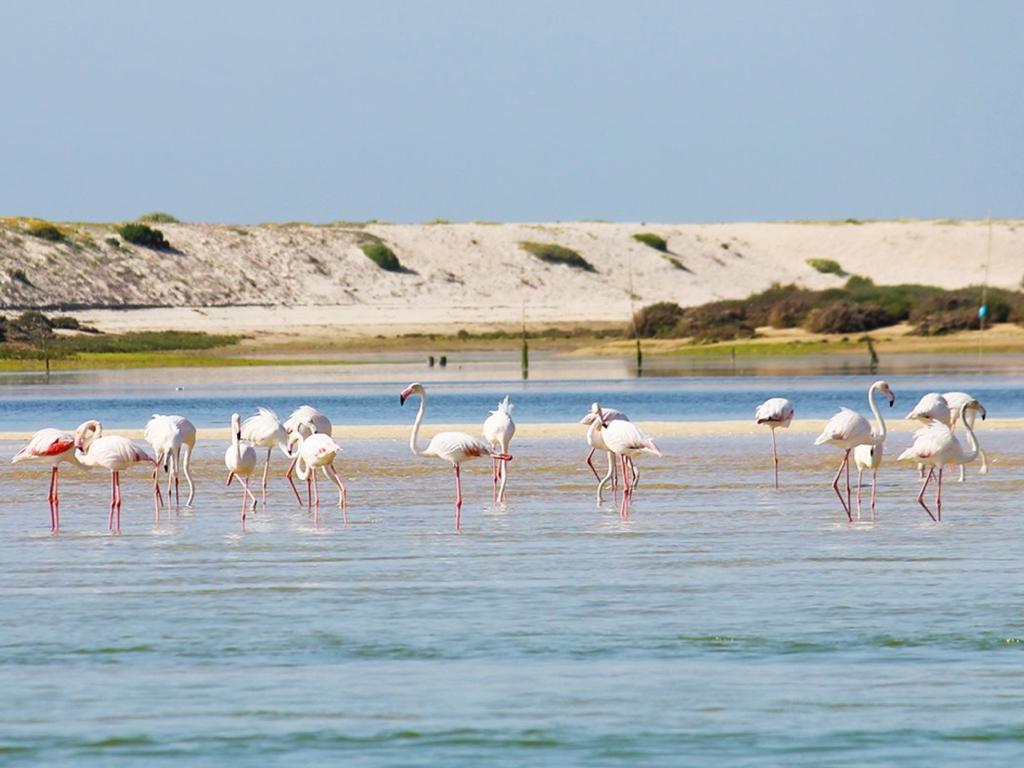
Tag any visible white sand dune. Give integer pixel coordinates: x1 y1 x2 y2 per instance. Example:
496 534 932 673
1 219 1019 335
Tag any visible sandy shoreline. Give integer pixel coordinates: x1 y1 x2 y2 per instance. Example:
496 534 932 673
2 418 1021 443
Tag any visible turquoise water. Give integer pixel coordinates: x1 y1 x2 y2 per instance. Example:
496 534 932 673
3 415 1024 765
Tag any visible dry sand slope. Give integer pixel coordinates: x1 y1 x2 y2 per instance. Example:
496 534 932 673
0 219 1020 334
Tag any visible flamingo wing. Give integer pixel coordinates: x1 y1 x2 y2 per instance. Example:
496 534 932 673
814 407 871 446
13 428 74 462
755 398 794 427
579 406 628 425
897 422 954 463
906 393 949 423
426 432 494 463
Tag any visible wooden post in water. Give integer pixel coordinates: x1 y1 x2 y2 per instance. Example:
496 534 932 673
520 301 529 380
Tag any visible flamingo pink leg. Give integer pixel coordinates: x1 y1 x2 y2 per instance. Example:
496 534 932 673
326 464 347 510
285 457 303 506
620 455 631 494
831 450 853 522
870 469 878 520
108 471 117 530
585 449 600 481
936 467 943 522
856 468 863 518
53 467 61 532
113 471 122 532
453 464 463 530
312 469 320 508
47 466 58 532
261 448 271 502
770 428 780 489
916 467 937 522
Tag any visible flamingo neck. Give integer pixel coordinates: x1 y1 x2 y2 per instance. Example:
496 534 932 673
958 403 980 463
586 419 601 447
867 383 886 444
409 391 428 456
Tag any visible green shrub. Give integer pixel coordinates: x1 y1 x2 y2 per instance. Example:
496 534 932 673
360 242 403 272
105 237 120 248
7 268 31 285
116 223 172 250
520 241 595 272
676 301 756 342
806 258 847 276
633 302 684 337
664 255 688 271
804 302 896 334
26 222 64 242
137 212 179 223
633 232 668 252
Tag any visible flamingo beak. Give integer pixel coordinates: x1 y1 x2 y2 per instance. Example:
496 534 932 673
887 393 895 407
74 438 83 451
400 394 407 406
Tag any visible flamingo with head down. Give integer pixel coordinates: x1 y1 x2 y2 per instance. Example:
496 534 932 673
283 405 334 505
287 424 346 523
755 397 794 489
588 403 661 503
400 382 511 530
579 406 634 499
240 407 290 503
225 413 259 524
11 427 87 532
144 414 196 507
73 420 157 532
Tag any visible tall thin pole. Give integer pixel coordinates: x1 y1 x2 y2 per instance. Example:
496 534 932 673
627 250 642 376
980 217 992 333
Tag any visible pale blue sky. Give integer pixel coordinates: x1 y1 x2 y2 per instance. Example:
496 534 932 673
3 1 1021 223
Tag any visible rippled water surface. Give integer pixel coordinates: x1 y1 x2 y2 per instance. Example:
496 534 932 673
3 424 1024 765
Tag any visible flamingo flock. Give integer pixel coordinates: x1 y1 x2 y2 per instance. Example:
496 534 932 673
8 380 994 534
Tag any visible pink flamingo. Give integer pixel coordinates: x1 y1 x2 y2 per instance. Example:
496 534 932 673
755 397 794 488
942 391 988 480
897 400 983 521
588 403 661 508
11 427 88 532
287 425 347 523
225 413 259 525
482 396 515 503
240 407 290 503
400 382 512 530
73 420 157 532
814 380 895 522
579 406 634 497
283 405 333 506
144 414 196 507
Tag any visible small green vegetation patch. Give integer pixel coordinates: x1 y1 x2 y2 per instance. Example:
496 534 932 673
360 242 403 272
137 212 179 223
519 241 595 272
116 223 172 250
8 268 31 285
806 258 847 277
633 232 668 252
26 221 65 242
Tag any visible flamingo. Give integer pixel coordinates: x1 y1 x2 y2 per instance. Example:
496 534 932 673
589 403 661 501
852 442 883 520
73 420 157 532
897 400 983 521
579 406 634 496
906 393 951 479
287 425 346 522
144 414 196 507
755 397 794 488
11 427 87 532
943 391 988 480
400 382 512 530
283 405 333 506
814 380 895 522
482 396 515 503
225 413 259 524
240 407 290 502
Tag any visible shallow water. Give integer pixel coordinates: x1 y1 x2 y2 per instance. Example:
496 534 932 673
2 422 1024 766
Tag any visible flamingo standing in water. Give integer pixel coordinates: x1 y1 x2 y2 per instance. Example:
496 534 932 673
283 405 333 506
814 380 895 522
755 398 794 488
144 414 196 507
589 403 661 504
579 406 634 498
11 427 87 532
225 413 258 524
288 425 346 523
482 396 515 503
897 400 983 521
73 420 156 532
943 391 988 480
240 407 290 503
400 382 512 530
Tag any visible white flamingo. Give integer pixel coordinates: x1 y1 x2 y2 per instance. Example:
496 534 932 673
144 414 196 507
482 396 516 503
579 406 634 496
11 427 86 532
240 407 290 502
73 420 157 532
814 380 895 522
283 405 333 506
755 397 794 488
942 391 988 480
225 413 258 524
400 382 512 530
288 426 346 522
897 400 983 521
589 403 661 503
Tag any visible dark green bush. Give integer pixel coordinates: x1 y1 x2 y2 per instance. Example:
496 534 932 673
675 301 756 342
137 212 179 223
806 258 847 276
26 222 64 242
7 268 31 285
360 242 403 272
633 232 668 252
632 302 684 337
116 223 172 250
520 241 596 272
804 302 896 334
